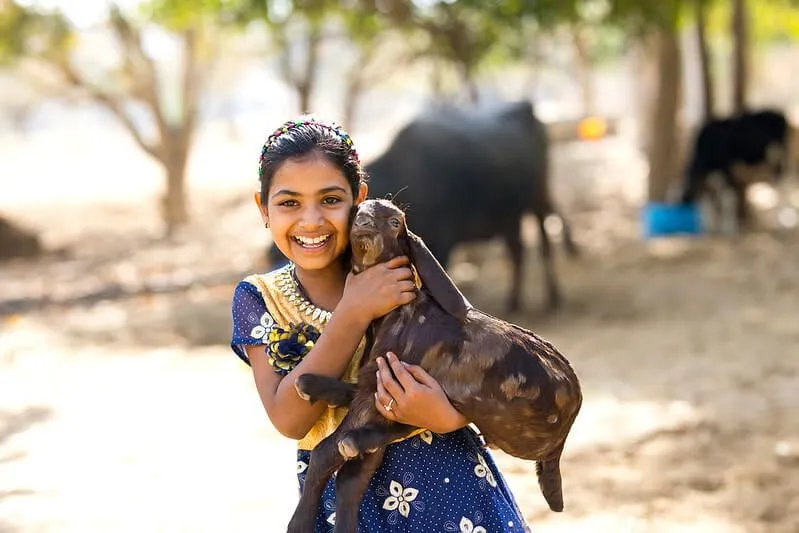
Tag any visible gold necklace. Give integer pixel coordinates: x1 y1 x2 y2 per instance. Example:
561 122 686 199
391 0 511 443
275 264 333 325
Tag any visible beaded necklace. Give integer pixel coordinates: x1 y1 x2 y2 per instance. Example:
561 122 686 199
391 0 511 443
275 263 334 325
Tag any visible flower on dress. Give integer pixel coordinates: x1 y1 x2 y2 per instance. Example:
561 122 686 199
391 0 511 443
473 453 497 488
444 511 487 532
250 312 274 340
297 460 308 474
379 474 424 524
265 322 320 376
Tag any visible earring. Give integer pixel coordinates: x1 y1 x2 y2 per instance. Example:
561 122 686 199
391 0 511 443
264 222 270 228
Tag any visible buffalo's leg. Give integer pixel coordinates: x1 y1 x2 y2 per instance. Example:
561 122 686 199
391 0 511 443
536 214 561 310
332 448 387 533
504 221 525 313
295 374 357 407
557 211 579 258
287 432 348 533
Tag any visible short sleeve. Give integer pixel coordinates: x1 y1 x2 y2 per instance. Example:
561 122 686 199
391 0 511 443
230 280 274 366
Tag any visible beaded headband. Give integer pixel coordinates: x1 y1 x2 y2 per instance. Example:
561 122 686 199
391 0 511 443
258 117 360 181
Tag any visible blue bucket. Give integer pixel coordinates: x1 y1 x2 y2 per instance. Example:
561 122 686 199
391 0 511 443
642 202 704 239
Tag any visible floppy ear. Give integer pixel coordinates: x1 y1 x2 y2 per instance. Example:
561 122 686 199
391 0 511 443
406 230 470 322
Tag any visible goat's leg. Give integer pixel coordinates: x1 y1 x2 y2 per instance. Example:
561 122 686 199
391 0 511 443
287 432 348 533
536 214 561 311
295 374 357 407
535 444 565 512
332 448 387 533
338 423 416 459
503 222 525 313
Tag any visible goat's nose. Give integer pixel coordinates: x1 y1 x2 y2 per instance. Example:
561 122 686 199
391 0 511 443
353 213 373 228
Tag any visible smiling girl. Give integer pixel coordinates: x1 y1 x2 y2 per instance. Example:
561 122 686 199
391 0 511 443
230 116 530 531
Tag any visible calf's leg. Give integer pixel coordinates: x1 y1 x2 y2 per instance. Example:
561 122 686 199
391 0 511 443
295 374 357 407
287 430 349 533
337 422 416 459
332 449 387 533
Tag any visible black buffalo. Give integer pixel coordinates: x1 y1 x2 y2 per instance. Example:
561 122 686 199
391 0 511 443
679 109 791 233
268 101 578 311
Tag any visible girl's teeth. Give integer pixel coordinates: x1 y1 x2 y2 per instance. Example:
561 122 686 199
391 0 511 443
295 235 330 246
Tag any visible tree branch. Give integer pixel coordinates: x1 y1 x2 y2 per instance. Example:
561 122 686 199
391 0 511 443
108 6 168 143
59 62 160 160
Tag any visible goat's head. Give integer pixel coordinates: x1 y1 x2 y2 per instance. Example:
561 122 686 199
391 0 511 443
350 199 407 273
350 198 471 322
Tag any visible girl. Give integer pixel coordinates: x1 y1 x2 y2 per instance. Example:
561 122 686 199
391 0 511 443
230 116 531 532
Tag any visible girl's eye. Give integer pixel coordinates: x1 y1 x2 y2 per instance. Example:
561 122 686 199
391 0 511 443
322 196 342 205
278 199 299 207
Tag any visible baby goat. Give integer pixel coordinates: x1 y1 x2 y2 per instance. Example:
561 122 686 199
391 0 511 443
288 198 582 533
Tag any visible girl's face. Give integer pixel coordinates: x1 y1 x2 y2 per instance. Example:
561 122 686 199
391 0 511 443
256 155 367 272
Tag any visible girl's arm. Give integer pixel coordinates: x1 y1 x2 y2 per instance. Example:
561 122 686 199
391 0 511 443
249 257 417 440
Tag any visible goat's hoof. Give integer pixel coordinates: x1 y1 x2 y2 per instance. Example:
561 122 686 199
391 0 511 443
287 513 314 533
338 436 361 459
294 377 312 402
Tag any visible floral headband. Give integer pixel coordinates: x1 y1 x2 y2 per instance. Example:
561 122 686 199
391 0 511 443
258 117 360 180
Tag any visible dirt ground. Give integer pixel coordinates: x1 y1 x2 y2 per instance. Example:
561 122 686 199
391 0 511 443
1 136 798 533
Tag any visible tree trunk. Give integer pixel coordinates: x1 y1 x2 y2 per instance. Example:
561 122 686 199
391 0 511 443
695 1 715 121
731 0 748 113
572 25 596 117
297 21 322 114
161 134 190 235
647 27 683 203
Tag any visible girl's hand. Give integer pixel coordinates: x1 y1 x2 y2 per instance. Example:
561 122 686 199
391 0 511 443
339 257 416 323
374 352 468 434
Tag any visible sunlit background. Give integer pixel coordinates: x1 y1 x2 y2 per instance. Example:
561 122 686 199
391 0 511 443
2 0 799 531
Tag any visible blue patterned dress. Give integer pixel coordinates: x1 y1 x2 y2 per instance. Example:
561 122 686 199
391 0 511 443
230 267 531 532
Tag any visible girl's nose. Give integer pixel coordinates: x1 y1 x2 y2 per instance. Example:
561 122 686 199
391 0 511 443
299 205 324 228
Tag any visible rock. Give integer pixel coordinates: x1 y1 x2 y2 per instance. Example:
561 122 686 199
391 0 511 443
0 215 42 260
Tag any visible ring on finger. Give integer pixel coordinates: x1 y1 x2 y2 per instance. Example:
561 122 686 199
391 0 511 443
385 398 395 412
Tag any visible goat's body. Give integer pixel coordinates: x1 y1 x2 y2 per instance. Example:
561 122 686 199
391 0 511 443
372 293 581 460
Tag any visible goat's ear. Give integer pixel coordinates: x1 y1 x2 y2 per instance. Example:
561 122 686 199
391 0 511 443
406 230 470 322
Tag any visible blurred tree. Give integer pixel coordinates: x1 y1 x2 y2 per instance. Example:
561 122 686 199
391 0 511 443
730 0 748 113
0 0 225 235
695 0 715 120
602 0 686 203
339 6 406 129
230 0 339 114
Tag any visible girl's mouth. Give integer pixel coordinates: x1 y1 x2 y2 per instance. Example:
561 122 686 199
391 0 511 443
293 234 332 249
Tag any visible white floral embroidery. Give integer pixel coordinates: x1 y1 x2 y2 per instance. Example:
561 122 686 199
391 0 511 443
250 312 274 341
382 479 419 518
326 512 336 526
444 511 487 532
297 460 308 474
473 453 497 488
459 516 486 533
377 473 425 524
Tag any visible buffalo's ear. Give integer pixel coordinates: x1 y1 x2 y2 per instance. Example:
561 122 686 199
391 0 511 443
406 230 470 322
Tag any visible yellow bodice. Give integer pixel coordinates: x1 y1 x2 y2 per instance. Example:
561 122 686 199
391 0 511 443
244 267 364 451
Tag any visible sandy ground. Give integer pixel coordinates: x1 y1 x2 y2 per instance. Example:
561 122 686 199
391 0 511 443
1 129 799 533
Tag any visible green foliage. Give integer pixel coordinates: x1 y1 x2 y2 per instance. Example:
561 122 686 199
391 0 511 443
0 1 73 66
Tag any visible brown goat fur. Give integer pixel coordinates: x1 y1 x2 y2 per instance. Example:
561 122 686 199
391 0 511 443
287 199 582 533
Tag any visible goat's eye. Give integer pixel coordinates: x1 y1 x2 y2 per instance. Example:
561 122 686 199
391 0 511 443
390 218 401 228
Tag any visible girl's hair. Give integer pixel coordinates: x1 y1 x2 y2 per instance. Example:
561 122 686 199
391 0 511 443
258 116 365 203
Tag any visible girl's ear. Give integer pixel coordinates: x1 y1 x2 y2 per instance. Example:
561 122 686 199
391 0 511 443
253 191 269 227
356 182 368 205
